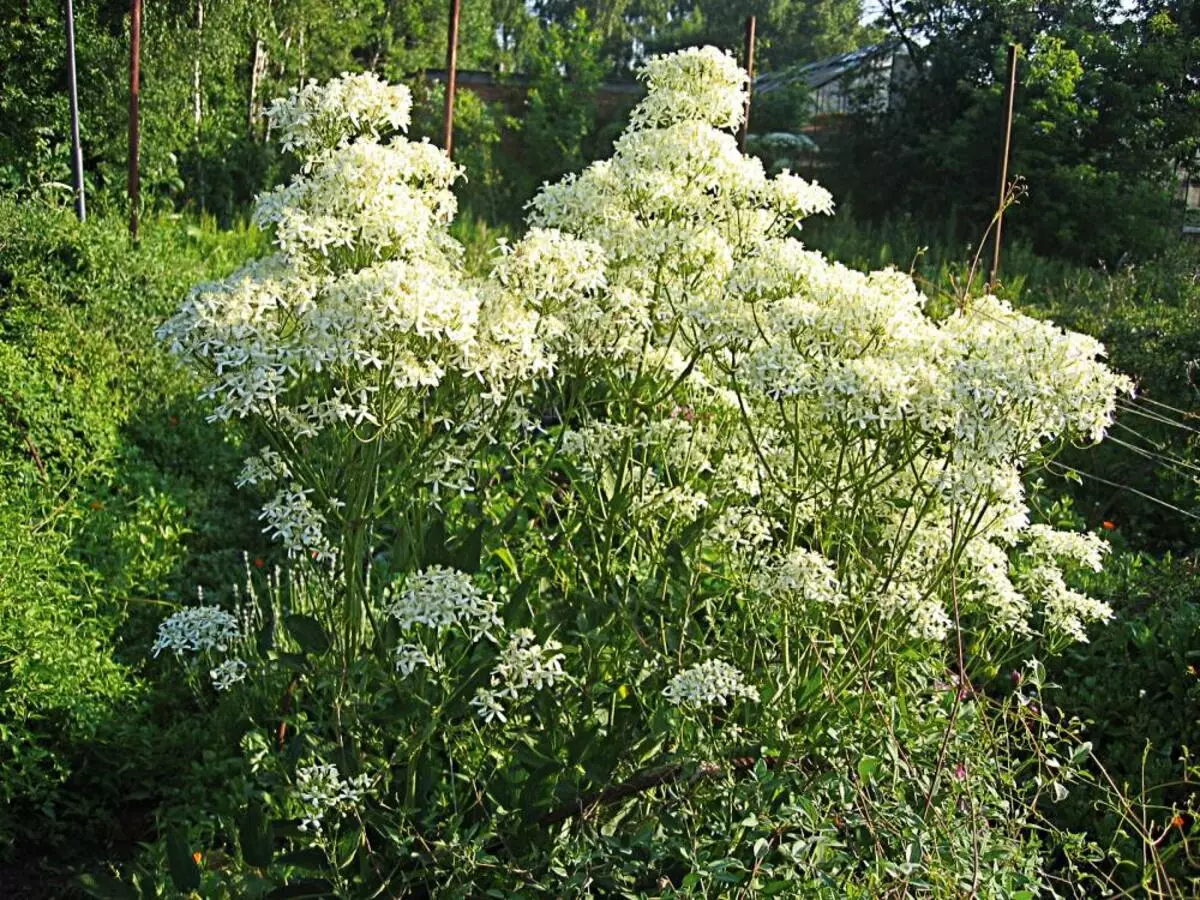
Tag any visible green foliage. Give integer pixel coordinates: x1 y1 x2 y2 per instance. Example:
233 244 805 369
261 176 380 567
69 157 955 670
0 197 265 871
833 0 1200 265
517 11 609 185
1046 550 1200 892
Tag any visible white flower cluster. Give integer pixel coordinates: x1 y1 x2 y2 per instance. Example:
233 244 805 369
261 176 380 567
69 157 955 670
259 483 338 561
151 605 242 657
663 659 760 709
236 448 291 488
393 642 433 677
519 45 1129 644
630 46 748 131
295 762 371 833
209 657 249 691
266 71 412 153
384 566 501 641
470 629 567 724
755 548 843 606
160 72 564 562
1023 524 1107 572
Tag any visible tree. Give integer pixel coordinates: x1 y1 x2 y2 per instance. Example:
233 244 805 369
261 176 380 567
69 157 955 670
839 0 1200 263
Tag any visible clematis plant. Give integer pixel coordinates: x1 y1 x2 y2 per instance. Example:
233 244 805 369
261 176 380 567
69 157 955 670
152 50 1132 895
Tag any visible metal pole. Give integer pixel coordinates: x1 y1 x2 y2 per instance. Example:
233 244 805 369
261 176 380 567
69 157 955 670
128 0 141 241
65 0 86 221
738 15 756 152
442 0 461 159
990 43 1018 288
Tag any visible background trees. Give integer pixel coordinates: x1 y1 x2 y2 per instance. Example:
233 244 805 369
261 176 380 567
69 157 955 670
835 0 1200 263
1 0 1194 262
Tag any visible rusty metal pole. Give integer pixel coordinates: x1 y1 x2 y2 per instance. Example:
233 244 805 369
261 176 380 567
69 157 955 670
990 43 1018 289
128 0 141 241
738 15 756 152
442 0 461 159
65 0 86 221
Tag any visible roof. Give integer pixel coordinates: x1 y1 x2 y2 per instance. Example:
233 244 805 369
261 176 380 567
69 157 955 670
754 42 902 95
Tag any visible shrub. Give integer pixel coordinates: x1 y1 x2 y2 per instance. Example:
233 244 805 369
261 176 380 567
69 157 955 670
117 52 1139 896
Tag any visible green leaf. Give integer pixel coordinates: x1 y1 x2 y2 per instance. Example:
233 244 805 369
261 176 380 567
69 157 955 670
256 616 276 655
76 873 139 900
422 516 450 566
166 827 202 893
857 755 882 782
274 651 310 673
284 614 332 655
133 870 160 900
493 545 520 580
238 801 275 868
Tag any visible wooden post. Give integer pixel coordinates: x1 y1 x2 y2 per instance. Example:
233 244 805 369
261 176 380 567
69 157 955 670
738 15 756 151
990 43 1019 288
128 0 141 241
65 0 86 221
442 0 461 158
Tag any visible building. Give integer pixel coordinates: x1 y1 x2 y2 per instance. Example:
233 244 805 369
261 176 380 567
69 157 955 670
754 42 915 123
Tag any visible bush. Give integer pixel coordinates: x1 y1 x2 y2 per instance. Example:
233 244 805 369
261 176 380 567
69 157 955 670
91 53 1152 898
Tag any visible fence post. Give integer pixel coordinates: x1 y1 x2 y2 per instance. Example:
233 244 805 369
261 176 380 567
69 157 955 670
738 15 756 152
442 0 461 159
990 43 1019 289
65 0 86 221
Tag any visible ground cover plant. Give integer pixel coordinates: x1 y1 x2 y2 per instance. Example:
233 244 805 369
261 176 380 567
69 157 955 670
50 50 1186 898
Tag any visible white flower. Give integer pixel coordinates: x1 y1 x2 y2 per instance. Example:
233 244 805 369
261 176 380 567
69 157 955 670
210 657 249 691
152 605 242 657
393 642 432 677
265 71 412 153
1017 564 1114 643
756 548 842 606
384 566 501 641
236 448 291 489
259 483 338 561
469 687 508 724
663 658 759 709
295 762 371 833
630 46 748 131
1022 524 1107 573
470 630 568 723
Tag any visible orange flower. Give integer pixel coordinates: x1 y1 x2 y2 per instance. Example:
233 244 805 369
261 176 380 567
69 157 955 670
193 851 203 864
1102 520 1117 531
1172 814 1186 830
253 557 266 569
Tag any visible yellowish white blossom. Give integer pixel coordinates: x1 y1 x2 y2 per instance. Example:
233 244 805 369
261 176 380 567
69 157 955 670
663 659 760 708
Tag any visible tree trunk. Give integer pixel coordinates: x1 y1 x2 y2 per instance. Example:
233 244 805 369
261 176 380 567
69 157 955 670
194 0 204 213
128 0 141 241
248 35 268 136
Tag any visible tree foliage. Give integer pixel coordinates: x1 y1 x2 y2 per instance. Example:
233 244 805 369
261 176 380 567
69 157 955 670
837 0 1200 263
